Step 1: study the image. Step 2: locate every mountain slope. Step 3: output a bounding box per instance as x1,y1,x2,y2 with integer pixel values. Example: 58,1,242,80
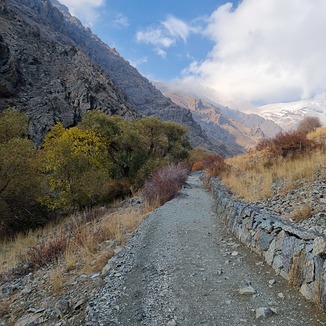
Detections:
0,0,137,145
256,100,326,131
50,0,215,152
155,82,283,154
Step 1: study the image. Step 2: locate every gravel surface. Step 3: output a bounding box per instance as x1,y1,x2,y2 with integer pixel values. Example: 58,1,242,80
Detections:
85,173,325,325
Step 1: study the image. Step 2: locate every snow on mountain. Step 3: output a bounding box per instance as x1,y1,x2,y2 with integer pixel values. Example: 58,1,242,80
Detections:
154,82,283,154
256,100,326,131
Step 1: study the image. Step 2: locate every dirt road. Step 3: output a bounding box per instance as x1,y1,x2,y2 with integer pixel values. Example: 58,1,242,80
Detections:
85,173,324,325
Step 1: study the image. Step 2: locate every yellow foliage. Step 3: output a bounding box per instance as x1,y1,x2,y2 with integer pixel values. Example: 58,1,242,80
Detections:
42,124,111,210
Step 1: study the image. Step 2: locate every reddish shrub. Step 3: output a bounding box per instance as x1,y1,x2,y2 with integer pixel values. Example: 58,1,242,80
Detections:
206,156,230,177
143,163,190,205
192,161,204,171
256,131,316,158
297,116,322,134
255,137,273,151
27,234,67,268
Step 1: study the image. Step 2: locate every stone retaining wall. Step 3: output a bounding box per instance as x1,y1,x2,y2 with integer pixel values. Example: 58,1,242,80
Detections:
210,178,326,309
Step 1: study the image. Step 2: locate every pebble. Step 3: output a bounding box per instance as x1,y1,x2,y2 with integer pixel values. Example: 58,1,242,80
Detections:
255,307,277,319
239,285,257,295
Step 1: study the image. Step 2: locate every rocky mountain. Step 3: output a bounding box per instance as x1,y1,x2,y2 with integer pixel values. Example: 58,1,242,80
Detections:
49,0,215,152
0,0,217,149
155,82,283,154
0,0,213,151
219,106,283,138
256,100,326,131
0,0,137,145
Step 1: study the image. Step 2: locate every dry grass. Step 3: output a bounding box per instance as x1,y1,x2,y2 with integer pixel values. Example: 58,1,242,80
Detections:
50,266,63,293
0,200,154,284
220,127,326,202
307,126,326,144
288,203,312,222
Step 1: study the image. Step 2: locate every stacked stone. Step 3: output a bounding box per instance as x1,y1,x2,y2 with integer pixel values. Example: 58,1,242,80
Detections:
211,178,326,310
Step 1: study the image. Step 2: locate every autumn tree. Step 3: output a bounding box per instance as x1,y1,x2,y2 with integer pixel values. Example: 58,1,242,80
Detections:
80,111,191,187
297,116,322,134
42,123,111,211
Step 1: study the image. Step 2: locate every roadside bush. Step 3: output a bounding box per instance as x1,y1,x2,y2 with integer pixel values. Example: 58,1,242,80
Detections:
27,234,67,268
143,163,190,205
189,147,217,171
192,161,204,171
255,131,315,158
307,127,326,146
205,155,230,177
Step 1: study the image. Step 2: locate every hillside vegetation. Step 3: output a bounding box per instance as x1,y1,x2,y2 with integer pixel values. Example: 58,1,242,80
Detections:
0,109,191,238
192,118,326,214
221,127,325,203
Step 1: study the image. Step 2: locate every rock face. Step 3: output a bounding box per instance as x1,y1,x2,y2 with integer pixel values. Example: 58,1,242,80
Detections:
155,82,284,155
0,0,137,144
49,0,215,152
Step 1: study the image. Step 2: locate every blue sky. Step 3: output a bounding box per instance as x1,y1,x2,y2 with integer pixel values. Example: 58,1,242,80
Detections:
76,0,239,81
59,0,326,111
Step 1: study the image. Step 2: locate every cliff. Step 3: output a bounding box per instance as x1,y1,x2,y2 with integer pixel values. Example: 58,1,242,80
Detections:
0,0,136,144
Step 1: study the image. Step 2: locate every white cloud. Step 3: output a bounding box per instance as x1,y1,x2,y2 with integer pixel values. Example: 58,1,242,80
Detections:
136,15,192,57
136,27,175,48
162,15,191,42
179,0,326,110
58,0,105,25
155,48,167,58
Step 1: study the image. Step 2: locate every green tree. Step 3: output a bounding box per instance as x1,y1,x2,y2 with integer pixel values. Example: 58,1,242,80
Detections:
42,123,111,211
0,138,47,236
0,108,28,143
80,111,191,187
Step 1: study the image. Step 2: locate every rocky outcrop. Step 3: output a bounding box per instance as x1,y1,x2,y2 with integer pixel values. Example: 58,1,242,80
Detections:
50,0,215,152
211,178,326,310
0,0,137,144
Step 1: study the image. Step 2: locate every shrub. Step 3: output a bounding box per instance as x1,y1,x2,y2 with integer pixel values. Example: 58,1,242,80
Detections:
0,108,28,144
192,161,204,171
297,116,322,134
143,163,190,205
255,131,315,159
205,155,230,177
307,126,326,146
27,234,67,268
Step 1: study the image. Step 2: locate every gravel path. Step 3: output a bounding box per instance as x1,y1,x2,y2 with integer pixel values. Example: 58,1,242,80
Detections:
85,173,325,325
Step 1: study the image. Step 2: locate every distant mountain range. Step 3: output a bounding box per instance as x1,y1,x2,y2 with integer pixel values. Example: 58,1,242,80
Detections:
155,82,283,154
256,100,326,131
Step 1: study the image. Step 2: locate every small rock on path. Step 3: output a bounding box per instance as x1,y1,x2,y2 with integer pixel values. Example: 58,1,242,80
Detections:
85,173,324,325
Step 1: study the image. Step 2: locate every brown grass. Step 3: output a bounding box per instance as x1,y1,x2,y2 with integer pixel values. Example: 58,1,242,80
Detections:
50,266,63,293
219,127,326,202
0,199,154,284
288,203,313,222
